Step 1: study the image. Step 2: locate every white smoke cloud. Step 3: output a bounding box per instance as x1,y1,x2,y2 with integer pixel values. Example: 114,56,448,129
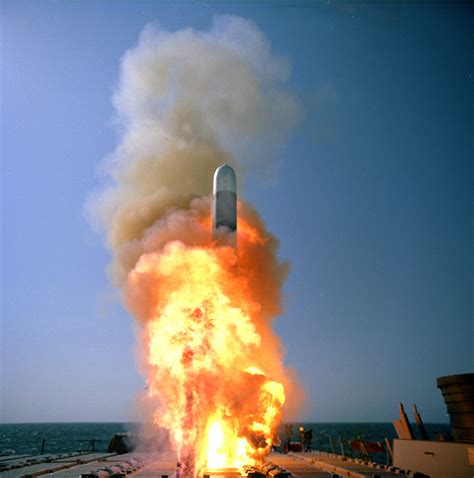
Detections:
87,15,299,263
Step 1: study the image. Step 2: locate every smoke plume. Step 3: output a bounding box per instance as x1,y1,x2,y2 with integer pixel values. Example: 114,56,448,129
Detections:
88,15,300,477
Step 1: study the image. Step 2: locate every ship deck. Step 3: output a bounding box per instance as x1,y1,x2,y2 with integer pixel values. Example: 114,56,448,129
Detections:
0,451,408,478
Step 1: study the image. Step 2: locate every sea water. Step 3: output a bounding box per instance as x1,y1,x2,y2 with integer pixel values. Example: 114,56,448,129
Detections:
0,422,450,459
0,423,134,455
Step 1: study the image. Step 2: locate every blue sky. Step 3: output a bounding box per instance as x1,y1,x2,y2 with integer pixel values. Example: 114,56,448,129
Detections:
1,1,472,423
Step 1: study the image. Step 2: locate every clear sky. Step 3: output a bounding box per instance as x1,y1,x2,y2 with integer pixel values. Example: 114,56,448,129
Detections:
1,0,472,424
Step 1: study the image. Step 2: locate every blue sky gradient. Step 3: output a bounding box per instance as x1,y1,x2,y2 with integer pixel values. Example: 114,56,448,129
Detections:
1,1,472,423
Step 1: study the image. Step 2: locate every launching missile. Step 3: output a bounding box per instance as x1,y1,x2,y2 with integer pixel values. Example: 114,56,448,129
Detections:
213,164,237,236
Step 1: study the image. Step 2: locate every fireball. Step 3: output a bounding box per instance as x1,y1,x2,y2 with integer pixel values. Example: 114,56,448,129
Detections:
126,212,287,477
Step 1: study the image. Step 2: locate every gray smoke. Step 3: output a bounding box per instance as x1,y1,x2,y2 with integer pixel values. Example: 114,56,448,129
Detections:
87,15,299,284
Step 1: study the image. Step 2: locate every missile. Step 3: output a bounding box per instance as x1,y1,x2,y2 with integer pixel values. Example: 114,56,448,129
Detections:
213,164,237,236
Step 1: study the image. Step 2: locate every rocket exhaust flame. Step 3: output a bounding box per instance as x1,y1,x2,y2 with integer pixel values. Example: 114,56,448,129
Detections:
128,214,287,476
88,16,300,478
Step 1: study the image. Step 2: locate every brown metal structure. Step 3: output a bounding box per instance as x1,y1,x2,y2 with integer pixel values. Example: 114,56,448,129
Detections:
437,373,474,443
413,404,428,440
392,403,415,440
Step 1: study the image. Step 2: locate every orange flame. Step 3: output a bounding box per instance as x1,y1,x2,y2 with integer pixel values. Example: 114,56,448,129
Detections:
126,204,289,477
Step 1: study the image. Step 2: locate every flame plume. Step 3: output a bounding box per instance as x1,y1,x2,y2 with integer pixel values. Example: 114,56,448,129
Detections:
127,213,287,475
88,16,300,478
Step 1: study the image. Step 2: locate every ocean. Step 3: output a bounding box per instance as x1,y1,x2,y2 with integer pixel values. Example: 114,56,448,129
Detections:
0,422,450,461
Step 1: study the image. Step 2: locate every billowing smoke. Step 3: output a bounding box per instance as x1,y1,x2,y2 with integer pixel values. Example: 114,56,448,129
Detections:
88,15,300,477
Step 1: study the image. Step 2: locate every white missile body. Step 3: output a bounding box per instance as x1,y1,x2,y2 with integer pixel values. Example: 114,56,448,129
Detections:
213,164,237,234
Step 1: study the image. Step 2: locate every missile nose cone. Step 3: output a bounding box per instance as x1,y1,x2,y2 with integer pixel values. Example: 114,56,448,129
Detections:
212,164,237,235
213,164,237,194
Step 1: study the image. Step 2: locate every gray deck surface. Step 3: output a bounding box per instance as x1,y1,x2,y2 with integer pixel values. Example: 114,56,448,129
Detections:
49,452,156,478
268,454,335,477
0,453,116,478
287,452,405,477
132,450,179,477
0,451,407,478
0,455,33,462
